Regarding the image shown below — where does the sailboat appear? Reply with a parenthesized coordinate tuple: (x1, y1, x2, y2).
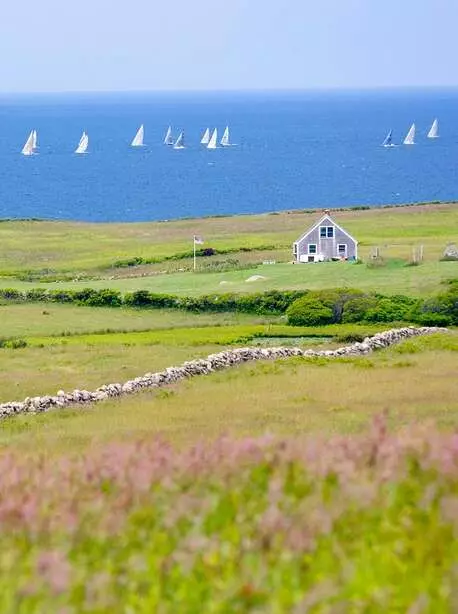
(200, 128, 210, 145)
(75, 131, 89, 154)
(427, 118, 439, 139)
(21, 130, 35, 156)
(220, 126, 231, 147)
(164, 126, 174, 146)
(131, 124, 145, 147)
(32, 130, 38, 151)
(207, 128, 218, 150)
(403, 123, 416, 145)
(173, 131, 185, 149)
(381, 129, 395, 148)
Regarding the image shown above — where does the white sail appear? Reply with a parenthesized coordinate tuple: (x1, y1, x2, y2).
(200, 128, 210, 145)
(131, 124, 144, 147)
(21, 130, 35, 156)
(32, 130, 38, 151)
(75, 131, 89, 154)
(220, 126, 230, 147)
(403, 123, 416, 145)
(173, 131, 185, 149)
(427, 118, 439, 139)
(207, 128, 218, 150)
(382, 129, 395, 147)
(164, 126, 173, 145)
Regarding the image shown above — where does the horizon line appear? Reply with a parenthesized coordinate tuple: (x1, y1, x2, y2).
(1, 85, 458, 96)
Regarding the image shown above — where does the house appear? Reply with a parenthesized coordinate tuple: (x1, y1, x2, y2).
(293, 211, 358, 263)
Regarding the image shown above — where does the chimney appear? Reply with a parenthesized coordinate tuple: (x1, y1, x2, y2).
(324, 208, 331, 216)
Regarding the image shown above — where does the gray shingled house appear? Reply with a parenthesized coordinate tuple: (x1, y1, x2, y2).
(293, 212, 358, 263)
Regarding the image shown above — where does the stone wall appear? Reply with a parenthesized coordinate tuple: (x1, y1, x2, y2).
(0, 326, 447, 420)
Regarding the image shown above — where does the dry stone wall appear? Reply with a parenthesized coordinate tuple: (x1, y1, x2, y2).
(0, 326, 447, 420)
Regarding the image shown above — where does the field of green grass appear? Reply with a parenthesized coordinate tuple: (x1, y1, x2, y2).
(0, 330, 456, 453)
(2, 258, 455, 297)
(0, 204, 457, 610)
(0, 302, 271, 338)
(1, 203, 457, 297)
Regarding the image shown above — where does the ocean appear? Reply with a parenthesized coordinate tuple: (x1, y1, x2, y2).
(0, 89, 457, 223)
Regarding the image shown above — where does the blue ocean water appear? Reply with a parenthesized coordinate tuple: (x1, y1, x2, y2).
(0, 89, 457, 222)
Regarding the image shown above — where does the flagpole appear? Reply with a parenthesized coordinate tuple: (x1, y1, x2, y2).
(193, 236, 196, 272)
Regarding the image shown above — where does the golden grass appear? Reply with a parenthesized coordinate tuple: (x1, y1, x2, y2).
(1, 333, 456, 453)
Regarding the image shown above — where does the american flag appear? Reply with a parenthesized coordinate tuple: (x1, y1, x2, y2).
(194, 236, 204, 245)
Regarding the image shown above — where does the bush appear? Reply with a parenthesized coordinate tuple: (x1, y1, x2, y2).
(433, 286, 458, 325)
(0, 337, 27, 349)
(413, 313, 452, 327)
(364, 296, 418, 323)
(0, 288, 25, 301)
(124, 291, 178, 309)
(25, 288, 49, 302)
(342, 295, 378, 323)
(48, 289, 76, 303)
(83, 289, 122, 307)
(287, 296, 334, 326)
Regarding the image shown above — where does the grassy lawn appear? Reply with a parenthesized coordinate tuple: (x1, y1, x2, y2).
(1, 331, 456, 453)
(0, 258, 456, 296)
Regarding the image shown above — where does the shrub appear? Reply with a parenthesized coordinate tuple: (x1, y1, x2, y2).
(342, 295, 378, 323)
(25, 288, 49, 302)
(0, 337, 27, 349)
(84, 289, 122, 307)
(124, 291, 177, 309)
(287, 296, 334, 326)
(433, 286, 458, 325)
(201, 247, 216, 257)
(47, 289, 76, 303)
(364, 296, 418, 323)
(0, 288, 25, 301)
(413, 313, 452, 327)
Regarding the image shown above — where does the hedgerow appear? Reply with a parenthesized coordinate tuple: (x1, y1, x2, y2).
(0, 285, 456, 324)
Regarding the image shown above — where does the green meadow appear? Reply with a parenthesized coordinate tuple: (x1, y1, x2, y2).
(0, 204, 457, 610)
(0, 203, 456, 289)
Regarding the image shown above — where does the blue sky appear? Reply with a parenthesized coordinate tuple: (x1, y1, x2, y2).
(1, 0, 456, 92)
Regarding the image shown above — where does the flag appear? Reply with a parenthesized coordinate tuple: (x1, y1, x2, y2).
(194, 236, 204, 245)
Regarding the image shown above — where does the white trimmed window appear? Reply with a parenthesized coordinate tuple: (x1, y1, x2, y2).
(338, 244, 347, 254)
(320, 226, 334, 238)
(308, 244, 317, 254)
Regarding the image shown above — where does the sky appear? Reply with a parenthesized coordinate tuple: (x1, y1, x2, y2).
(1, 0, 457, 92)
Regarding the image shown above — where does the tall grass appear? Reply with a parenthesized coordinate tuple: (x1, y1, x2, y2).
(0, 418, 457, 611)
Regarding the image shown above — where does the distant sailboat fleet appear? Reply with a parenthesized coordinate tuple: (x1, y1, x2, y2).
(20, 124, 235, 155)
(382, 119, 439, 148)
(21, 124, 235, 155)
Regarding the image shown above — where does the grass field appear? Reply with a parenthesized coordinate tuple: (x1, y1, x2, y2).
(0, 331, 456, 453)
(0, 303, 272, 338)
(0, 204, 457, 610)
(0, 202, 457, 275)
(0, 317, 390, 404)
(0, 203, 457, 297)
(2, 258, 455, 296)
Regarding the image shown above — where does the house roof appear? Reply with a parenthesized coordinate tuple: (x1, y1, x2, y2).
(294, 214, 359, 246)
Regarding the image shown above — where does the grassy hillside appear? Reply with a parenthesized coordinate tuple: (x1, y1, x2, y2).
(0, 203, 456, 276)
(0, 203, 456, 297)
